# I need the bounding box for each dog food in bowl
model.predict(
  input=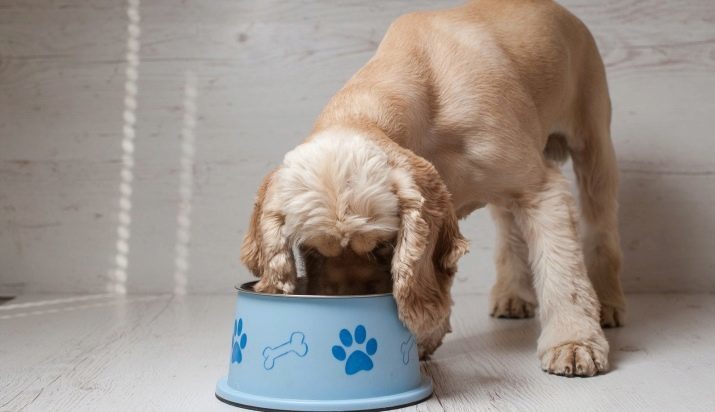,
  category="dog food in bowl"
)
[215,281,432,411]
